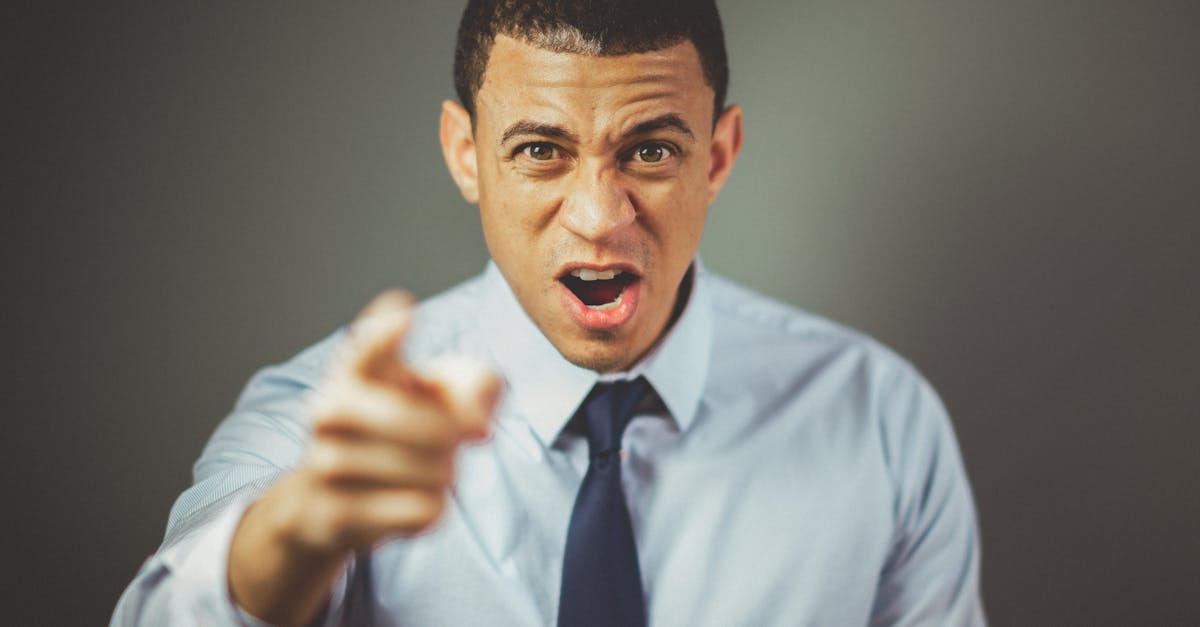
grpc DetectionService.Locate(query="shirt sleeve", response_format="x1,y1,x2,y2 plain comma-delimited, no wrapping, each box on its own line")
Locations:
110,332,348,627
869,364,987,627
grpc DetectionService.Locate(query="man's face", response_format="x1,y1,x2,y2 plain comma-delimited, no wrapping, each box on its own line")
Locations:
442,35,741,372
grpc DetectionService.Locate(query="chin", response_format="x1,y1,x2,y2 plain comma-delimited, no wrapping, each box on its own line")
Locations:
557,338,638,374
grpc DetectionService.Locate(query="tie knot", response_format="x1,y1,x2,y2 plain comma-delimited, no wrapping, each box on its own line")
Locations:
581,377,650,460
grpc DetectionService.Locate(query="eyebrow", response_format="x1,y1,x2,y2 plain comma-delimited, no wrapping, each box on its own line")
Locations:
499,113,696,146
629,113,695,140
501,121,579,145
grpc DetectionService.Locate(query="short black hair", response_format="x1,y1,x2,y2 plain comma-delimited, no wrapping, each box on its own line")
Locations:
454,0,728,124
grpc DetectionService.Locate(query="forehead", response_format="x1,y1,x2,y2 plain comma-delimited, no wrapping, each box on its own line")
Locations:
476,35,713,137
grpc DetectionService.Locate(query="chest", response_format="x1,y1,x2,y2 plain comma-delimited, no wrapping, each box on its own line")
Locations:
362,409,895,627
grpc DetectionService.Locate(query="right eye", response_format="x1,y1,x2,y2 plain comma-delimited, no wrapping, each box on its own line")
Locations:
519,142,558,161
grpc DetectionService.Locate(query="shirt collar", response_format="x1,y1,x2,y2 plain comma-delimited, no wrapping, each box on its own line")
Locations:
478,259,712,445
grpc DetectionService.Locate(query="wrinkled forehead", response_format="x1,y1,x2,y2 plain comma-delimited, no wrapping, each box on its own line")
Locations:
475,35,713,139
500,22,687,57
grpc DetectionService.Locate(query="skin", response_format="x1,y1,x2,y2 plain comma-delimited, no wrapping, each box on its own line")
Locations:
442,35,743,372
226,35,741,626
228,292,500,625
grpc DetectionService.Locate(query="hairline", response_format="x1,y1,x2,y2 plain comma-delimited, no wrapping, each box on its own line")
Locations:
464,30,725,131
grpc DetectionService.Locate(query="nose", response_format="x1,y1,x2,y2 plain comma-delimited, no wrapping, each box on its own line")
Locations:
558,167,636,243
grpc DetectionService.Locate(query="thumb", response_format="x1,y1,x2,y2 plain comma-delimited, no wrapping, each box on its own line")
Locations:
424,355,503,442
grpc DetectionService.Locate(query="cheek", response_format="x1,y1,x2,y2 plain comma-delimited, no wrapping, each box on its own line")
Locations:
479,192,554,276
636,180,708,246
479,197,523,265
506,187,558,247
482,211,524,256
676,166,713,240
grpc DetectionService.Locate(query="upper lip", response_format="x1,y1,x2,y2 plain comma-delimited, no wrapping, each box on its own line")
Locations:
555,262,641,280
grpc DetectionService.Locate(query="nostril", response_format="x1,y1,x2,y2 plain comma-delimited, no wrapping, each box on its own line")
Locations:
559,193,636,241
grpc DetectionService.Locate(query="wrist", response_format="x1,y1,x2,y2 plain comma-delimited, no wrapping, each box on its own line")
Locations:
265,472,344,559
228,473,349,626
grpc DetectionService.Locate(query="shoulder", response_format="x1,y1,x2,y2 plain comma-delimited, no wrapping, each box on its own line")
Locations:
239,271,490,398
700,271,943,435
405,271,490,362
704,271,919,384
704,272,867,345
700,271,970,512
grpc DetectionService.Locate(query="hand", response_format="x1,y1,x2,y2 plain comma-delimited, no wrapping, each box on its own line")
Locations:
287,289,500,553
228,290,500,625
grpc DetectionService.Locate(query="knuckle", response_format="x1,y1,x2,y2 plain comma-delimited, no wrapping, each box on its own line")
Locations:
309,402,341,430
311,405,360,439
419,431,456,453
416,415,461,449
326,498,358,531
418,490,447,521
431,456,456,488
415,492,448,526
306,441,335,473
306,441,346,479
395,490,446,531
315,498,359,546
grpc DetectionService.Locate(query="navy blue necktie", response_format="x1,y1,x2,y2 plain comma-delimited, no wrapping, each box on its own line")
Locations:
558,377,651,627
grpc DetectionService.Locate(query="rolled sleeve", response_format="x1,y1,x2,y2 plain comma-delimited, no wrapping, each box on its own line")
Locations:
112,332,344,626
111,489,260,626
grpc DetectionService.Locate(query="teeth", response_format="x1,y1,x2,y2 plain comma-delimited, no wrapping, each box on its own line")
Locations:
571,268,623,281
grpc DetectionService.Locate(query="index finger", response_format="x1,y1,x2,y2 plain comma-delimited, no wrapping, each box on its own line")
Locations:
343,290,438,398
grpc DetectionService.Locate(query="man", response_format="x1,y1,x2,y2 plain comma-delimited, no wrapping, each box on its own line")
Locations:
113,1,985,625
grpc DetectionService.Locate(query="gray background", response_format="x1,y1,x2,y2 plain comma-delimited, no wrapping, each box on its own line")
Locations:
6,1,1198,625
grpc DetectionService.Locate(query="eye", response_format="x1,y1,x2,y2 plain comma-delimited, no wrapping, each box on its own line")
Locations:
632,142,673,163
519,142,558,161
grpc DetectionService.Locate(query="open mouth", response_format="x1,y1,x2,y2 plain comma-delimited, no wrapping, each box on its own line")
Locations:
559,268,639,310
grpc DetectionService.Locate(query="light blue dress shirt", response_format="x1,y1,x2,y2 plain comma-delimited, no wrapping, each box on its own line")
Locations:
112,260,986,626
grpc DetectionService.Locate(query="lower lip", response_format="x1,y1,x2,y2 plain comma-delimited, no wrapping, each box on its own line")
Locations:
558,279,641,331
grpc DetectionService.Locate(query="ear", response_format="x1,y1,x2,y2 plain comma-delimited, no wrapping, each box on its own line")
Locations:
706,103,744,201
440,99,480,204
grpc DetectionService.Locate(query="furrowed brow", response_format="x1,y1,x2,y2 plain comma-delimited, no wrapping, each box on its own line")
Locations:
500,120,579,145
627,114,695,141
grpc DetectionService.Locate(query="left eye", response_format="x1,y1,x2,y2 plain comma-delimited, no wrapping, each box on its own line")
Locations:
633,143,672,163
521,143,557,161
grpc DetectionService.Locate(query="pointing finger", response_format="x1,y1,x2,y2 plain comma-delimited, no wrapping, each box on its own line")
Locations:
310,375,461,451
342,290,434,395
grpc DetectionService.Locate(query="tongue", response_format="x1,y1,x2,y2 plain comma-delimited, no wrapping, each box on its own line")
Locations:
576,279,624,306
